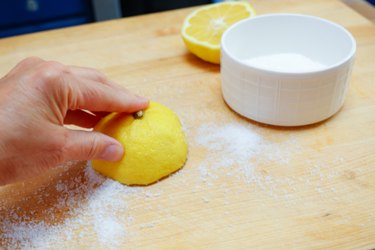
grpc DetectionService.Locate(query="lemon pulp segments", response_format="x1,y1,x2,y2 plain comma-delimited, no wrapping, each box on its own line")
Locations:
181,2,255,64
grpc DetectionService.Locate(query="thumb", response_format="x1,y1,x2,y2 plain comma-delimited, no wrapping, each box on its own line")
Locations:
63,129,124,161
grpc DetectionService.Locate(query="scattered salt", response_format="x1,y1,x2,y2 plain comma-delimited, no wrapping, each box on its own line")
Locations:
194,122,295,186
0,163,143,248
196,123,261,165
0,118,353,248
139,222,155,229
243,53,326,72
202,197,210,203
94,216,125,247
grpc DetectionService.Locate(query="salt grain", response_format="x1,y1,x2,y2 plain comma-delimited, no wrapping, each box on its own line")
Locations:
94,216,125,247
195,122,295,186
0,164,142,248
0,117,345,248
196,123,261,165
243,53,326,72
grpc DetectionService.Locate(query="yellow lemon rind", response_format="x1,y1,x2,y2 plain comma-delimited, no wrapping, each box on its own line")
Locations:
92,102,188,186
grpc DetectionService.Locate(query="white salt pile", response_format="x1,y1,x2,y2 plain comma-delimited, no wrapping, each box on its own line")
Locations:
0,165,143,249
196,123,262,165
0,121,297,248
195,122,293,185
0,120,329,248
243,53,326,72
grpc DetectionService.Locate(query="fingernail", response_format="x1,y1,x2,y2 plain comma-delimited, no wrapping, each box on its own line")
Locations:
99,144,124,161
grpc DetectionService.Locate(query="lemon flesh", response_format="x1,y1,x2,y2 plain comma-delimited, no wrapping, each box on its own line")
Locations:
181,2,255,64
92,102,188,186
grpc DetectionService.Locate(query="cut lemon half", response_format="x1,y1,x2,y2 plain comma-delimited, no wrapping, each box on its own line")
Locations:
181,2,256,64
92,102,188,186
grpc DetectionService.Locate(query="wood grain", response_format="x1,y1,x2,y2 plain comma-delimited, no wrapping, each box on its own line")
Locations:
0,0,374,249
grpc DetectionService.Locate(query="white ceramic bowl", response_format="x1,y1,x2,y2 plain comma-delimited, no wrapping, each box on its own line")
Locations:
221,14,356,126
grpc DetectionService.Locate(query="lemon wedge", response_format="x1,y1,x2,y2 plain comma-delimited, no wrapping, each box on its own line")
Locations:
181,2,256,64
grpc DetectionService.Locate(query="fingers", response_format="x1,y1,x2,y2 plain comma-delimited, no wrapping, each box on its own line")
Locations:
68,66,111,85
66,75,149,113
68,66,129,91
62,128,124,161
44,62,149,113
24,59,149,117
64,109,102,128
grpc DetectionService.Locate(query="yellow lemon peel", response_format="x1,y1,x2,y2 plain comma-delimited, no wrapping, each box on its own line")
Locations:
92,102,188,186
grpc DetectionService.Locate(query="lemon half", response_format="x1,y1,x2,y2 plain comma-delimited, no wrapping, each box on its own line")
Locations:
92,102,188,186
181,2,255,64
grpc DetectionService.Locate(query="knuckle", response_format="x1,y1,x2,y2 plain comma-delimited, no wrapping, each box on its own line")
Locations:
59,130,104,161
47,132,67,164
37,61,67,83
8,57,43,77
20,56,42,65
86,133,101,159
90,68,107,83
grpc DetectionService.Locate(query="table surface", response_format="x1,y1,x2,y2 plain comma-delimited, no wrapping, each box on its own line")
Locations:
0,0,375,249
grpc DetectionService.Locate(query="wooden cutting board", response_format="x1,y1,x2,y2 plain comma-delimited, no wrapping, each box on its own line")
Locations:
0,0,375,248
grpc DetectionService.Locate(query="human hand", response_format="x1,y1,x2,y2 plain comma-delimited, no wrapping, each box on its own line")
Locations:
0,57,149,185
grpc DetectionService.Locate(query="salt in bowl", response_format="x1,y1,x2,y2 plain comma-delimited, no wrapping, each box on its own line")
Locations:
221,13,356,126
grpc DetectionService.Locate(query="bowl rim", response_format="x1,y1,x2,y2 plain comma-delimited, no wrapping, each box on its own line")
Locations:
221,13,357,76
